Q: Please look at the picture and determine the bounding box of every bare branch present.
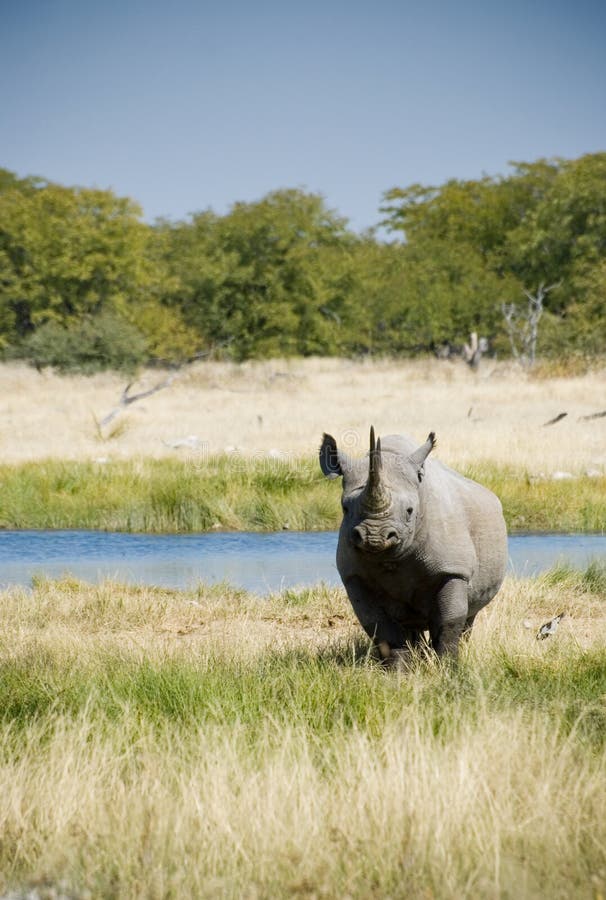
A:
[98,372,179,429]
[501,282,560,367]
[93,343,231,438]
[542,412,568,427]
[501,303,521,360]
[462,331,487,370]
[120,374,178,407]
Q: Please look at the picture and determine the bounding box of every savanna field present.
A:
[1,357,605,532]
[0,357,605,898]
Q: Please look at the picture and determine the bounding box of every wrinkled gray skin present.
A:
[319,427,507,661]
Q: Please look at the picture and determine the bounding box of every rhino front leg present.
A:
[343,576,407,661]
[430,577,469,658]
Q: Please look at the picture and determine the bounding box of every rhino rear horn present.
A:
[409,432,436,482]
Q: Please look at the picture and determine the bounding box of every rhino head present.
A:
[320,426,436,556]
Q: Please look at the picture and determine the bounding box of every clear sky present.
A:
[1,0,605,231]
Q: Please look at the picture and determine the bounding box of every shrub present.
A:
[20,311,149,374]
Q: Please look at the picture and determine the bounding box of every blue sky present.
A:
[1,0,605,230]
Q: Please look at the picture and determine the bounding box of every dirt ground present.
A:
[1,357,605,473]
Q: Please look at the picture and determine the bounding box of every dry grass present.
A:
[0,575,605,898]
[1,358,605,473]
[4,570,606,658]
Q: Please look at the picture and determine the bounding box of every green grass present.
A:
[0,456,336,532]
[468,464,606,533]
[0,573,605,897]
[543,559,606,594]
[0,456,604,532]
[3,641,606,748]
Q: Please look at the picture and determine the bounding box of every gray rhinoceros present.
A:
[319,427,507,660]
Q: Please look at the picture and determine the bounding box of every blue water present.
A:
[0,530,604,594]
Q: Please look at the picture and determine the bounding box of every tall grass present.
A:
[465,463,606,533]
[1,456,604,532]
[0,456,336,532]
[0,573,605,897]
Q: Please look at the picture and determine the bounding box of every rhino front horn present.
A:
[363,426,390,512]
[368,425,382,478]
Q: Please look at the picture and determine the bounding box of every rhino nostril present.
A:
[386,530,399,543]
[352,526,365,546]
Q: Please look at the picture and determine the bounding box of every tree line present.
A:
[0,153,604,372]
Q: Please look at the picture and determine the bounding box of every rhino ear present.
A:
[409,431,436,482]
[319,433,346,479]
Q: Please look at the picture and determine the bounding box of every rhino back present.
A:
[420,454,508,602]
[371,433,507,596]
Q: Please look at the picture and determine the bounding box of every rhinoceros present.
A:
[319,427,507,661]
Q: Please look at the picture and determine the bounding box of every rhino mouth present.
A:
[351,527,402,555]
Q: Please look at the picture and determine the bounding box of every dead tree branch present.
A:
[98,372,178,430]
[542,412,568,427]
[93,343,233,438]
[501,282,560,367]
[462,332,488,370]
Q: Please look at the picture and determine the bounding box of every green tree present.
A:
[0,171,198,366]
[504,154,606,309]
[0,178,151,339]
[353,239,519,355]
[157,189,361,359]
[2,154,603,369]
[381,155,606,357]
